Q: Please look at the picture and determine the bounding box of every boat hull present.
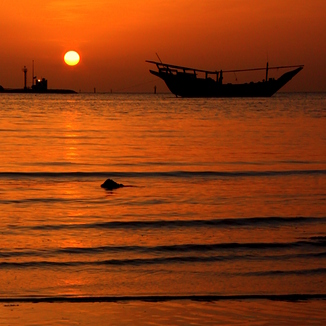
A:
[149,67,303,98]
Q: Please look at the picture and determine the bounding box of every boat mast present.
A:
[266,62,269,82]
[156,53,163,64]
[32,60,34,87]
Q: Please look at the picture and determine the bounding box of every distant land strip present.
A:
[1,294,326,303]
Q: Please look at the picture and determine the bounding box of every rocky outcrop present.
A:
[101,179,124,190]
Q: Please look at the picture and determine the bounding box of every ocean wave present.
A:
[10,216,326,231]
[0,169,325,180]
[243,268,326,277]
[2,238,326,258]
[1,250,325,269]
[0,257,228,269]
[0,294,325,303]
[0,198,105,205]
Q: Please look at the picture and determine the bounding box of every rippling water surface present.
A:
[0,93,325,324]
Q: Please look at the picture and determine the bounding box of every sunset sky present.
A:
[1,0,325,92]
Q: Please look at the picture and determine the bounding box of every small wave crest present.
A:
[2,237,326,258]
[0,294,325,303]
[0,169,325,180]
[0,256,317,269]
[11,216,326,232]
[1,250,325,269]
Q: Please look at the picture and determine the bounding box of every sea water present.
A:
[0,93,325,324]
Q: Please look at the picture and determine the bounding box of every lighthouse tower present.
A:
[22,66,28,89]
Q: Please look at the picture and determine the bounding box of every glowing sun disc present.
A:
[64,51,80,66]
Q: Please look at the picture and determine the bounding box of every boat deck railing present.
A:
[146,60,304,82]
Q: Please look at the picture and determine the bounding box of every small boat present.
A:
[146,60,303,97]
[0,63,77,94]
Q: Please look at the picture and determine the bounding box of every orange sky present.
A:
[1,0,325,92]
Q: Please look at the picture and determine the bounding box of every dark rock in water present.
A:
[101,179,124,190]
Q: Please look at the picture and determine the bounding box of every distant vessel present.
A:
[0,62,76,94]
[146,60,303,97]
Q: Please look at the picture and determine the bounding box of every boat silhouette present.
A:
[146,60,303,97]
[0,62,76,94]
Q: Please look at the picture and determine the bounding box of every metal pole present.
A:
[22,66,28,89]
[32,60,34,87]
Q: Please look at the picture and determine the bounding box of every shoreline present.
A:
[1,293,326,303]
[0,88,77,94]
[2,300,326,325]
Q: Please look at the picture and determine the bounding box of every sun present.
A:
[64,51,80,66]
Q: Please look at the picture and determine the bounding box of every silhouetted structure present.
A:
[32,78,48,92]
[22,66,28,89]
[32,60,35,87]
[146,60,304,97]
[0,62,76,94]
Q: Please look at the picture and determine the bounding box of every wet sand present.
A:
[1,300,326,325]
